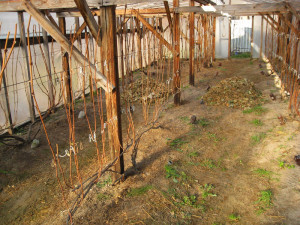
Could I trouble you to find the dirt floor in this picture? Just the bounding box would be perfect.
[0,58,300,225]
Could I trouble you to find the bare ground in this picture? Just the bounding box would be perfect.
[0,58,299,225]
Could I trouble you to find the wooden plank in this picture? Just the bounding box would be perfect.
[42,28,55,111]
[18,12,36,123]
[228,17,231,60]
[74,0,101,46]
[265,13,279,30]
[189,0,195,86]
[58,17,72,105]
[0,0,161,12]
[132,9,178,56]
[22,0,114,92]
[285,2,300,22]
[173,0,180,106]
[174,2,300,15]
[158,17,163,61]
[250,16,254,59]
[135,17,143,69]
[100,5,124,181]
[212,16,216,61]
[164,1,173,35]
[278,13,300,37]
[0,49,13,134]
[57,8,171,17]
[260,15,263,59]
[73,21,87,42]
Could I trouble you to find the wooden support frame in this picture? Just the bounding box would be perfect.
[58,17,72,105]
[164,1,173,35]
[22,0,114,92]
[100,5,124,181]
[42,28,55,111]
[18,12,36,123]
[228,17,231,60]
[212,16,216,61]
[74,0,101,46]
[173,0,181,105]
[250,16,254,59]
[278,13,300,37]
[0,49,13,134]
[73,21,87,41]
[134,17,143,69]
[260,15,263,59]
[189,0,195,86]
[132,9,178,56]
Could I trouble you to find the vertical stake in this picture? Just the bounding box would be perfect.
[173,0,181,106]
[0,49,13,134]
[100,5,124,181]
[42,28,55,111]
[189,0,195,86]
[18,12,35,122]
[58,17,72,106]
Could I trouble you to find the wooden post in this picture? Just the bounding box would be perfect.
[119,16,125,86]
[212,16,216,61]
[22,0,113,92]
[58,17,72,105]
[75,17,82,51]
[189,0,195,86]
[260,15,263,59]
[74,0,100,46]
[100,5,124,181]
[173,0,180,105]
[135,17,143,69]
[264,16,268,58]
[159,17,163,64]
[0,49,13,134]
[251,16,254,59]
[42,28,55,111]
[18,12,35,123]
[228,17,231,60]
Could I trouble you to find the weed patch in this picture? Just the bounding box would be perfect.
[250,119,263,126]
[255,190,273,214]
[251,132,266,145]
[243,105,267,115]
[127,185,153,197]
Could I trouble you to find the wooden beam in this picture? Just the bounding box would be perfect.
[132,9,178,56]
[59,17,72,105]
[135,17,143,69]
[173,3,300,15]
[100,5,124,181]
[57,8,171,17]
[0,0,162,12]
[195,0,216,5]
[164,1,173,35]
[228,17,231,60]
[250,16,254,59]
[173,0,181,106]
[45,10,60,30]
[189,0,195,86]
[74,0,100,46]
[42,28,55,111]
[22,0,114,92]
[212,16,216,61]
[0,49,13,134]
[285,2,300,22]
[18,12,36,123]
[260,15,263,59]
[278,13,300,37]
[73,21,87,41]
[265,13,279,30]
[262,15,278,32]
